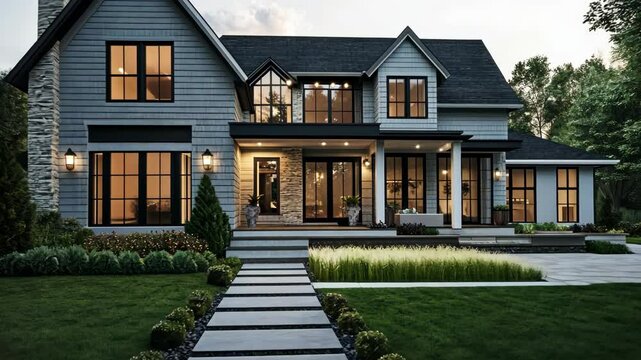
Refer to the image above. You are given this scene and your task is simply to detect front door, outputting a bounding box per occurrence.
[304,158,361,222]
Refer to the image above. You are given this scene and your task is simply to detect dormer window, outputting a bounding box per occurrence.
[251,70,292,123]
[387,76,427,118]
[107,42,174,102]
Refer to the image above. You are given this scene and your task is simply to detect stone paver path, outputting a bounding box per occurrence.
[191,263,347,359]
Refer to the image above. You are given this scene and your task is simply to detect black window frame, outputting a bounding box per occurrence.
[385,154,427,212]
[302,82,357,124]
[254,157,281,215]
[556,167,579,223]
[386,76,428,119]
[250,69,292,123]
[106,41,175,103]
[506,167,537,223]
[89,151,191,227]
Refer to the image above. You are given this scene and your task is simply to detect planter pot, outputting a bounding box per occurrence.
[492,210,509,226]
[245,205,260,228]
[346,205,361,226]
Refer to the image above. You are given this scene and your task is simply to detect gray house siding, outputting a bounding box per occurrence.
[57,0,240,228]
[532,166,595,224]
[438,109,509,140]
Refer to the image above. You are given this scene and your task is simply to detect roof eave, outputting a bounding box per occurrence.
[506,159,620,166]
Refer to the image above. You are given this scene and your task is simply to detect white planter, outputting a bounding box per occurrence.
[245,205,260,228]
[346,206,361,226]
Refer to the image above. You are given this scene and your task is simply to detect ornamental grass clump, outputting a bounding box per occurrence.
[309,246,542,282]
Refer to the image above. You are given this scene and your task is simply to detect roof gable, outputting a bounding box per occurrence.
[4,0,247,92]
[365,27,450,79]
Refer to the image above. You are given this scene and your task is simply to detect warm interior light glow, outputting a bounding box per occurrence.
[257,142,263,146]
[344,142,350,146]
[330,82,336,87]
[64,148,76,171]
[344,82,350,89]
[495,168,502,179]
[415,144,421,149]
[321,142,327,146]
[286,79,293,87]
[442,169,448,175]
[118,67,124,74]
[314,82,320,88]
[202,149,213,171]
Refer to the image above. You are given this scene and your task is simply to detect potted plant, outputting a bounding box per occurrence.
[245,194,263,228]
[492,204,509,226]
[341,195,361,226]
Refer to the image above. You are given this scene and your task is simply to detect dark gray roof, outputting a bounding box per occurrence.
[508,131,612,161]
[220,35,520,105]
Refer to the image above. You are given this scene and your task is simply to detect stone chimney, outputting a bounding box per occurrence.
[28,0,69,212]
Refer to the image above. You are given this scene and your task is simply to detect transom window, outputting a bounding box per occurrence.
[108,43,173,102]
[251,70,292,123]
[387,77,427,118]
[557,168,579,223]
[90,152,191,226]
[507,168,536,223]
[304,83,354,124]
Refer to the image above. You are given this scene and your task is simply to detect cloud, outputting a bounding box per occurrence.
[204,1,306,36]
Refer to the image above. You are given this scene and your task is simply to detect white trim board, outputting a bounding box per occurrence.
[506,159,619,166]
[438,103,523,109]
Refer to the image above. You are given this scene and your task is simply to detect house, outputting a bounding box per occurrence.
[5,0,618,234]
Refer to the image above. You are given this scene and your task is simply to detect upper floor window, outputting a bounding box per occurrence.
[387,77,427,118]
[251,70,292,123]
[108,43,173,102]
[304,82,354,124]
[557,168,579,223]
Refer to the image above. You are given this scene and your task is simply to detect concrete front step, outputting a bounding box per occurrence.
[217,296,322,310]
[189,354,348,360]
[237,269,308,276]
[242,263,305,270]
[226,285,316,296]
[231,239,309,248]
[232,276,311,285]
[208,310,330,328]
[192,328,344,354]
[226,249,309,261]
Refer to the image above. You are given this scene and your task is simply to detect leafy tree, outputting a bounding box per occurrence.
[0,140,35,255]
[0,70,28,153]
[509,56,551,137]
[184,175,231,258]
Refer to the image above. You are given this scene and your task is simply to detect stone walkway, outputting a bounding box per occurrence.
[190,263,347,359]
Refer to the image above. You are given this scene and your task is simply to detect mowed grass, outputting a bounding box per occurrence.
[326,285,641,360]
[309,246,542,282]
[627,237,641,245]
[0,274,217,360]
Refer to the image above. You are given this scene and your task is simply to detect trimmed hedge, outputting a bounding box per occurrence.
[322,293,349,320]
[337,310,368,335]
[144,251,174,274]
[396,223,439,236]
[166,306,195,331]
[119,251,145,274]
[207,265,233,286]
[356,331,391,360]
[150,320,186,350]
[585,240,632,254]
[84,231,207,257]
[188,290,213,318]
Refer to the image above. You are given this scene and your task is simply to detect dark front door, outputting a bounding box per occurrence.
[304,158,361,222]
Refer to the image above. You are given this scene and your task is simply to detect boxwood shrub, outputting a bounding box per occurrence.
[585,240,632,254]
[24,246,60,275]
[89,250,121,275]
[190,251,209,272]
[321,293,349,320]
[355,330,391,360]
[220,257,242,272]
[85,231,207,257]
[188,289,212,318]
[150,320,186,350]
[207,265,233,286]
[119,251,145,274]
[165,306,195,331]
[144,251,174,274]
[130,350,164,360]
[172,251,198,274]
[337,310,368,335]
[0,252,27,276]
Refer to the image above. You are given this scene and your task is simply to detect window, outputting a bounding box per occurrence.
[304,83,354,124]
[90,152,191,226]
[557,168,579,223]
[385,155,425,213]
[387,77,426,118]
[507,168,536,223]
[254,158,280,215]
[251,70,292,123]
[107,43,173,102]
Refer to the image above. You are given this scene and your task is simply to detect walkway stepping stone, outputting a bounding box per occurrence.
[226,285,316,296]
[242,263,305,270]
[192,328,343,353]
[208,310,330,328]
[217,296,322,310]
[189,355,348,360]
[237,269,308,276]
[233,276,311,285]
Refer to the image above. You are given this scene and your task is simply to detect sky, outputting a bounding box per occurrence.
[0,0,613,79]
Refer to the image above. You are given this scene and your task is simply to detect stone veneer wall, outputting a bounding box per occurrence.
[28,0,69,211]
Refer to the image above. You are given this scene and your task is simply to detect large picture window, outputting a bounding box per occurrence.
[557,168,579,223]
[254,158,280,215]
[387,77,427,118]
[304,83,354,124]
[108,42,174,102]
[385,155,425,213]
[507,168,536,223]
[90,152,191,226]
[251,70,292,123]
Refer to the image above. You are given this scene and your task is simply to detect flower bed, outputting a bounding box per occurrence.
[309,246,542,282]
[84,231,207,257]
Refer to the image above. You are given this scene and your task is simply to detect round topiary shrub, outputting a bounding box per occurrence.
[190,252,209,272]
[322,293,349,320]
[0,252,28,276]
[150,320,186,350]
[202,250,216,266]
[119,251,144,274]
[89,250,121,275]
[207,265,233,286]
[166,306,195,331]
[222,257,242,271]
[57,246,89,275]
[378,354,406,360]
[130,350,164,360]
[24,246,60,275]
[144,251,174,274]
[188,289,213,318]
[355,330,391,360]
[172,251,198,274]
[337,310,368,335]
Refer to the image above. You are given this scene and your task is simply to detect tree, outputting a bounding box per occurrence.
[0,70,28,153]
[0,140,35,255]
[509,56,552,137]
[184,175,231,258]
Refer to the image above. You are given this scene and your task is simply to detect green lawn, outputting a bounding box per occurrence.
[326,284,641,360]
[0,274,218,360]
[627,237,641,244]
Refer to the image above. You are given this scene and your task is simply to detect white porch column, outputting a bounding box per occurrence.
[451,141,463,230]
[375,140,386,223]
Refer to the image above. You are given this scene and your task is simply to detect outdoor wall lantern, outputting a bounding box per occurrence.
[65,148,76,171]
[363,158,371,168]
[202,149,213,171]
[494,167,503,180]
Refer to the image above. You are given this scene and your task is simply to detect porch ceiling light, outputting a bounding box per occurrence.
[344,142,350,146]
[344,82,350,89]
[321,142,327,146]
[415,144,421,150]
[257,142,263,146]
[65,148,77,171]
[314,82,320,88]
[202,149,213,171]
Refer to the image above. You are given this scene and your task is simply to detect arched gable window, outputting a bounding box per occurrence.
[251,70,292,123]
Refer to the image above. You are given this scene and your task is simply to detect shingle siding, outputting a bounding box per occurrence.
[438,109,509,140]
